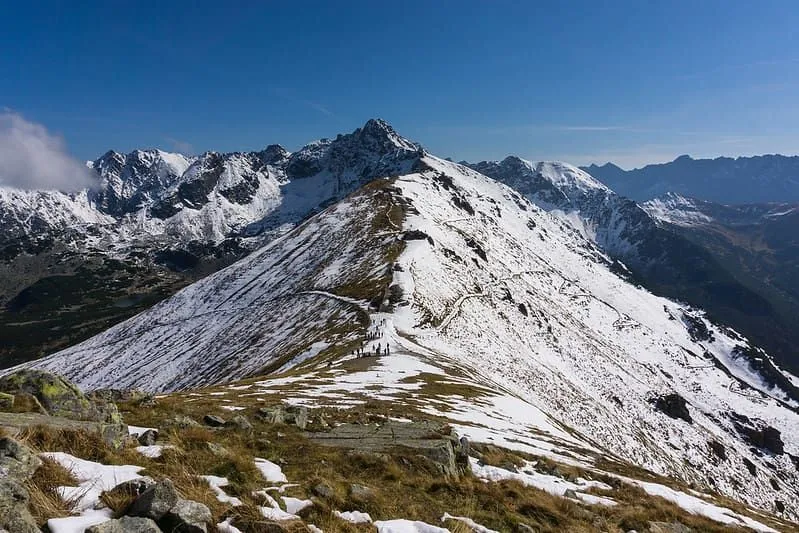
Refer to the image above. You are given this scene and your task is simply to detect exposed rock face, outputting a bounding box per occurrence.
[652,393,692,423]
[731,413,785,455]
[308,420,466,478]
[203,414,226,427]
[0,438,41,533]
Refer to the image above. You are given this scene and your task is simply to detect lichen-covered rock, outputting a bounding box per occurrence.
[0,479,39,533]
[256,404,308,429]
[0,370,124,426]
[163,415,201,429]
[128,479,179,521]
[86,516,163,532]
[348,483,374,503]
[161,498,212,533]
[0,437,42,481]
[0,392,13,411]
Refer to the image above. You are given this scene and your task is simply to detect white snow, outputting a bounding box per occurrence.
[254,458,288,483]
[200,475,243,506]
[134,445,172,458]
[47,509,114,533]
[333,510,373,523]
[373,519,450,533]
[282,496,313,514]
[127,425,156,437]
[441,513,499,532]
[217,518,244,533]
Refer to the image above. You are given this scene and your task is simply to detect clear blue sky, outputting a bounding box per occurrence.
[2,0,798,168]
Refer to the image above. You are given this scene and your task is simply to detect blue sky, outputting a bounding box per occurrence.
[2,0,798,168]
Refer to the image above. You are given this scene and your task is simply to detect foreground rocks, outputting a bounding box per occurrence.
[121,478,213,532]
[0,369,128,447]
[0,438,42,533]
[86,516,162,533]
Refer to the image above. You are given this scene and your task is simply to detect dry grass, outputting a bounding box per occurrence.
[25,456,80,525]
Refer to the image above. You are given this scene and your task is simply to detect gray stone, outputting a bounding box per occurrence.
[0,478,39,533]
[309,420,461,477]
[163,415,201,429]
[105,477,156,505]
[203,414,226,427]
[225,415,252,431]
[86,516,163,532]
[0,437,42,482]
[161,498,212,533]
[138,429,159,446]
[348,483,374,503]
[648,522,692,533]
[256,404,308,429]
[128,479,179,521]
[205,441,230,457]
[516,525,537,533]
[312,483,334,498]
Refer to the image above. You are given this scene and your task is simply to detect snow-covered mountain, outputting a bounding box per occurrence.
[583,154,799,203]
[9,143,799,523]
[0,119,422,366]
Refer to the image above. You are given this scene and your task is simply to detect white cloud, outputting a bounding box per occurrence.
[0,111,96,192]
[165,136,194,155]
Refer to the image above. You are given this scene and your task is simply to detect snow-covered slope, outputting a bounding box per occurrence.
[13,153,799,521]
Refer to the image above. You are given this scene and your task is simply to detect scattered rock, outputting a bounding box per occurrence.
[86,516,162,532]
[730,413,785,454]
[225,415,253,431]
[163,415,201,429]
[138,429,159,446]
[312,483,334,499]
[0,437,42,481]
[203,414,226,427]
[652,393,692,423]
[402,229,432,242]
[516,525,536,533]
[257,404,308,430]
[128,479,180,521]
[161,498,212,533]
[105,477,157,508]
[348,483,374,503]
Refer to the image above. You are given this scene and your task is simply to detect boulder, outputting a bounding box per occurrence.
[225,415,253,431]
[138,430,159,446]
[0,478,39,533]
[161,499,212,533]
[163,415,201,429]
[312,483,334,499]
[348,483,374,503]
[0,437,42,482]
[104,477,157,510]
[203,414,226,427]
[0,370,123,424]
[86,516,163,532]
[128,479,180,521]
[205,442,230,457]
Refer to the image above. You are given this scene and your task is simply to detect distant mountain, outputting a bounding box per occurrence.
[0,119,422,366]
[643,192,799,376]
[583,154,799,203]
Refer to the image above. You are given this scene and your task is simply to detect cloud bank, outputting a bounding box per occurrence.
[0,111,97,192]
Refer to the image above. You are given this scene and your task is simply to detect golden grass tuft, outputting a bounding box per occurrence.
[25,456,81,525]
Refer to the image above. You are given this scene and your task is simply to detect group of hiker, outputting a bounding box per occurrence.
[355,319,391,358]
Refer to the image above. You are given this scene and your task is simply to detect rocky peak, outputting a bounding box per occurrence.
[260,144,290,165]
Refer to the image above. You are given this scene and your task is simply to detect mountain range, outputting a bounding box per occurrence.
[584,154,799,203]
[1,120,799,526]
